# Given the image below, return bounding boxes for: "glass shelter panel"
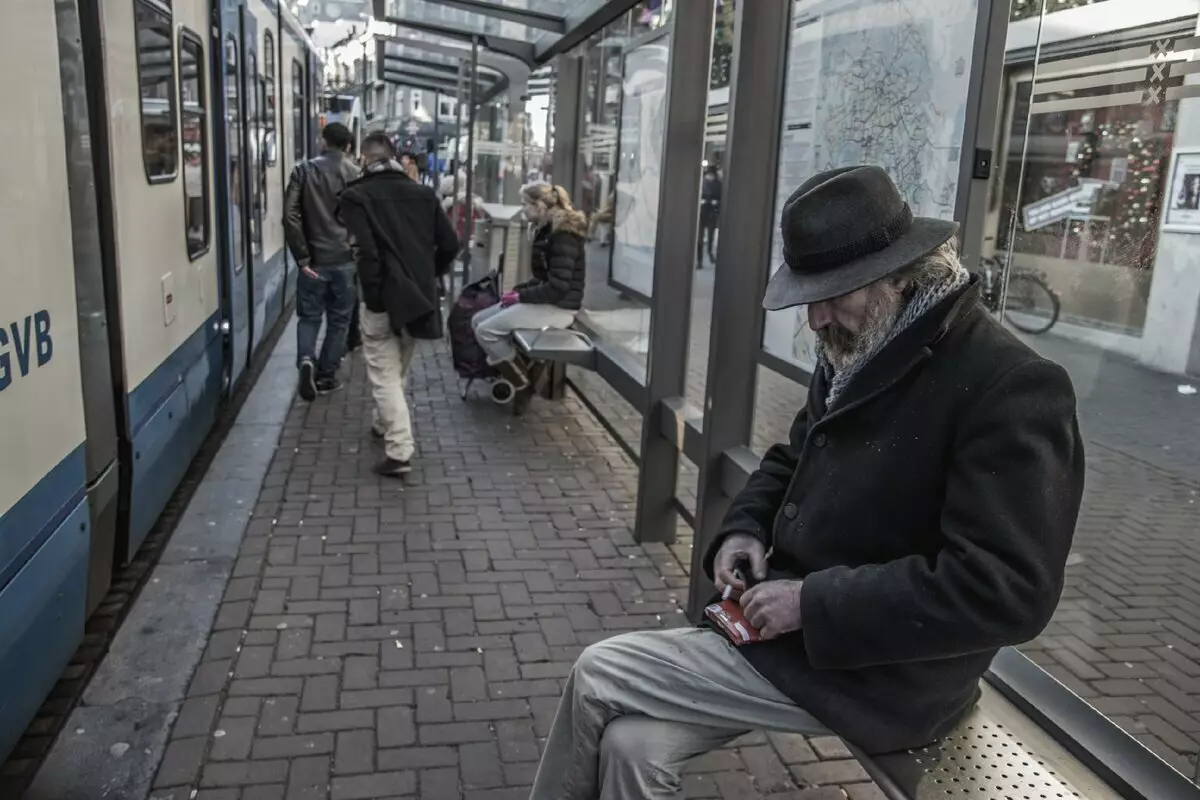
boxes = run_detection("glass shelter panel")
[573,14,672,383]
[989,2,1200,781]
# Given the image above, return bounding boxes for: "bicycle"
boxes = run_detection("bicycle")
[975,245,1061,335]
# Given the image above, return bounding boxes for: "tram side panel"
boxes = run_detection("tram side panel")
[0,0,91,761]
[99,0,223,562]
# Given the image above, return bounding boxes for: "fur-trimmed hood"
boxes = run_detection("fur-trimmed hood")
[542,206,588,238]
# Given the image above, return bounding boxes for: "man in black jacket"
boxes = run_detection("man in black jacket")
[338,133,458,477]
[283,122,360,401]
[528,166,1086,800]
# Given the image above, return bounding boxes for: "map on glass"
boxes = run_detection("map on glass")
[761,0,978,370]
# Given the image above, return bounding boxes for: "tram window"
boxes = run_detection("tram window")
[263,30,277,165]
[134,0,178,183]
[292,60,304,161]
[248,50,262,256]
[227,37,244,273]
[179,31,209,259]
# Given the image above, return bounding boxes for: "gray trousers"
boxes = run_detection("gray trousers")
[529,628,830,800]
[471,303,577,365]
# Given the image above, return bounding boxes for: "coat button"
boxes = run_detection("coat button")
[783,503,798,520]
[813,433,827,447]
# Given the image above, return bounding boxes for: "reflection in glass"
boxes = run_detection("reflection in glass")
[292,60,305,161]
[990,6,1200,779]
[264,30,277,165]
[180,34,208,258]
[227,38,244,272]
[995,70,1180,334]
[135,0,178,180]
[248,50,262,256]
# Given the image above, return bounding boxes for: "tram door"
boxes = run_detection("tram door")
[213,2,251,393]
[240,10,266,359]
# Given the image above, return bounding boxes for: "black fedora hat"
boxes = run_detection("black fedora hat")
[763,166,959,310]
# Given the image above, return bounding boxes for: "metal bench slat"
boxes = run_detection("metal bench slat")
[856,683,1122,800]
[513,328,597,370]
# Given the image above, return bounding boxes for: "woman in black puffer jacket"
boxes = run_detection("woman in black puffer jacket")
[471,182,587,390]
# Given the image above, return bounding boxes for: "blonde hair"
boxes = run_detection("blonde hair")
[521,182,587,235]
[521,182,576,212]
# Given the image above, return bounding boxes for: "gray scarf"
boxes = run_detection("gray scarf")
[818,267,969,409]
[365,158,403,174]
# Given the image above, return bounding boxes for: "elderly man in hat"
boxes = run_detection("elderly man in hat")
[528,166,1086,800]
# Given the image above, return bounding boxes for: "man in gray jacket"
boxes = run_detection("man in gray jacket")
[283,122,360,400]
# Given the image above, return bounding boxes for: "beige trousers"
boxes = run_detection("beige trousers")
[359,306,417,462]
[529,627,830,800]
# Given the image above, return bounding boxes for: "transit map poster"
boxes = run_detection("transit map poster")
[760,0,978,371]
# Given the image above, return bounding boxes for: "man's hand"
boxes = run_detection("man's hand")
[741,580,803,640]
[301,265,319,280]
[713,533,768,597]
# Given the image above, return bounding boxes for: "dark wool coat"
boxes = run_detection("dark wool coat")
[516,210,588,310]
[338,170,459,339]
[704,278,1085,755]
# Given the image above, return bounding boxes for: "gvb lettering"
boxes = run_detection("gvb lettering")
[0,310,54,393]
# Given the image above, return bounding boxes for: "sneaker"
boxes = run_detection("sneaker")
[373,457,412,477]
[298,360,317,402]
[316,378,343,395]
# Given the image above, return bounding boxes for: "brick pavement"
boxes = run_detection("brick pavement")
[146,341,885,800]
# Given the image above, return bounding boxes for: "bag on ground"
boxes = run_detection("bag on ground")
[448,270,501,380]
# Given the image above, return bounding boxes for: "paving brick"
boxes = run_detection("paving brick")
[738,745,794,793]
[459,741,504,790]
[210,716,257,761]
[330,771,417,800]
[251,732,334,760]
[809,736,852,761]
[286,755,330,800]
[335,729,376,775]
[201,759,289,787]
[298,709,374,733]
[154,736,208,788]
[258,696,300,736]
[378,706,417,748]
[174,694,221,738]
[420,722,496,746]
[792,759,871,787]
[242,787,286,800]
[301,675,339,712]
[341,688,415,710]
[451,667,488,702]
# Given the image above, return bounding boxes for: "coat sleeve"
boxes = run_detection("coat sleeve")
[283,163,310,266]
[432,196,460,277]
[338,193,385,313]
[702,407,809,579]
[800,359,1085,669]
[518,231,579,305]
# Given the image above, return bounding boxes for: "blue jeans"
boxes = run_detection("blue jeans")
[296,264,357,381]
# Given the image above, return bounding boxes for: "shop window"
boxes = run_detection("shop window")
[134,0,178,182]
[179,30,208,259]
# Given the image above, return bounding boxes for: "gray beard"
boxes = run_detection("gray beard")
[817,287,905,374]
